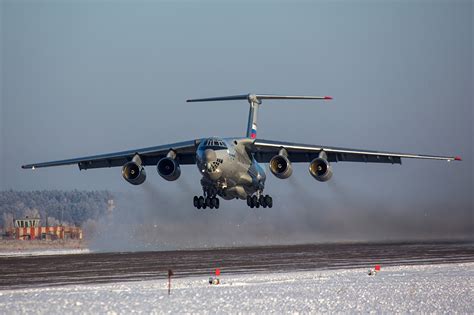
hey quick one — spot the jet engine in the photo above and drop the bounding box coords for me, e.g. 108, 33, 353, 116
309, 157, 333, 182
157, 157, 181, 181
122, 161, 146, 185
269, 154, 293, 179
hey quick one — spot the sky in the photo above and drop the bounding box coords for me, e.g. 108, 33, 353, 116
0, 0, 472, 245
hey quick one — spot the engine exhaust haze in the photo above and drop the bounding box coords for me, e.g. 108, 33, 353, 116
89, 167, 472, 252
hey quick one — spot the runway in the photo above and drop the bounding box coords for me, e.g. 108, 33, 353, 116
0, 241, 472, 290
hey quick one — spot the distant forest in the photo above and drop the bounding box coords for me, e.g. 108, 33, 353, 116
0, 190, 114, 229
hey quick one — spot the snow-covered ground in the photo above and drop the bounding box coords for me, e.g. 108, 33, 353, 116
0, 248, 90, 257
0, 263, 472, 313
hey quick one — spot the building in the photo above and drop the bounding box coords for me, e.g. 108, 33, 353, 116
5, 216, 82, 240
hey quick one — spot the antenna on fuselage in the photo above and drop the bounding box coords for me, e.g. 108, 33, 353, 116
186, 93, 332, 139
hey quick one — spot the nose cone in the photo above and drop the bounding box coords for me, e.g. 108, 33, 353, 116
202, 149, 222, 180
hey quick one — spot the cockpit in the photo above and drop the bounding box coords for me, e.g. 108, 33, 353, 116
202, 137, 228, 151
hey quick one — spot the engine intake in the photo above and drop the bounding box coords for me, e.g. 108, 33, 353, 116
122, 161, 146, 185
309, 157, 333, 182
269, 154, 293, 179
157, 157, 181, 181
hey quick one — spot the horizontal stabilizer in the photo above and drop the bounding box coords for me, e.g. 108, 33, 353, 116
186, 92, 332, 139
187, 93, 332, 104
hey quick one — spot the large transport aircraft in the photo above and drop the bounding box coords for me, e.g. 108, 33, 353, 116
22, 93, 461, 209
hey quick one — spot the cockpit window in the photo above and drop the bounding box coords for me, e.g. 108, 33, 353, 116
203, 138, 227, 150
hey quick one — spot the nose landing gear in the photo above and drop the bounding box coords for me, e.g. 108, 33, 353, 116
247, 194, 272, 208
193, 195, 220, 210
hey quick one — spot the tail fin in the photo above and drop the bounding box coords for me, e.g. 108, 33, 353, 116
186, 93, 332, 139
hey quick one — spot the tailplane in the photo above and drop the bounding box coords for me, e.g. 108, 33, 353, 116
186, 93, 332, 139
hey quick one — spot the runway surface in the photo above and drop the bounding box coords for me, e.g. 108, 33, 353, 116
0, 241, 472, 290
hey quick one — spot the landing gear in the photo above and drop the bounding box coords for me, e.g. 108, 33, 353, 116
247, 194, 272, 208
194, 195, 219, 210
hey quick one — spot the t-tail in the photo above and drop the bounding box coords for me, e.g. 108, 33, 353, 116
187, 93, 332, 139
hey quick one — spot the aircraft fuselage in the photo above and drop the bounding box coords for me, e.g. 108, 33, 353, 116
196, 137, 266, 200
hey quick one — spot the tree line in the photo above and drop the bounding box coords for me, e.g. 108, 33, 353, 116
0, 190, 113, 229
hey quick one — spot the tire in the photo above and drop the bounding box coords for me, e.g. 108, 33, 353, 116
249, 196, 255, 208
198, 196, 205, 208
205, 197, 211, 207
193, 196, 199, 207
251, 195, 258, 208
259, 195, 266, 208
211, 197, 219, 209
264, 195, 272, 208
266, 196, 273, 208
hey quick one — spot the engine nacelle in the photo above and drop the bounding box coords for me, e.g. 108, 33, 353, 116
157, 157, 181, 181
269, 155, 293, 179
122, 161, 146, 185
309, 157, 333, 182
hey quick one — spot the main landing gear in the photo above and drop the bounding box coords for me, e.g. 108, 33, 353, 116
193, 195, 220, 209
247, 195, 273, 208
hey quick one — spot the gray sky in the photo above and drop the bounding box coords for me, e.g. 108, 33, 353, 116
0, 1, 472, 243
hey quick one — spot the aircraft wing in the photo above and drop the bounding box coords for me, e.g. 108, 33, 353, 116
21, 140, 200, 170
252, 139, 461, 164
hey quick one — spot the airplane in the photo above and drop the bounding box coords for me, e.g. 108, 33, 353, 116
22, 93, 462, 210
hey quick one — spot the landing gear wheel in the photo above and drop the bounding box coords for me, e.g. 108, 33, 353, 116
205, 197, 211, 208
252, 195, 259, 208
193, 196, 199, 208
249, 195, 255, 208
264, 195, 273, 208
211, 197, 219, 209
198, 196, 205, 209
259, 196, 267, 208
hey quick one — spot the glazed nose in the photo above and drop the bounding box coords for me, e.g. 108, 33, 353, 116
204, 149, 217, 162
203, 149, 221, 180
204, 149, 216, 171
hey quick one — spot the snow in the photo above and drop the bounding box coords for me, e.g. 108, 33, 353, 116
0, 248, 90, 257
0, 263, 472, 313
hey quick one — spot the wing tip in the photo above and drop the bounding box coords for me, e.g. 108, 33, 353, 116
21, 165, 34, 169
454, 156, 462, 161
324, 96, 333, 100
